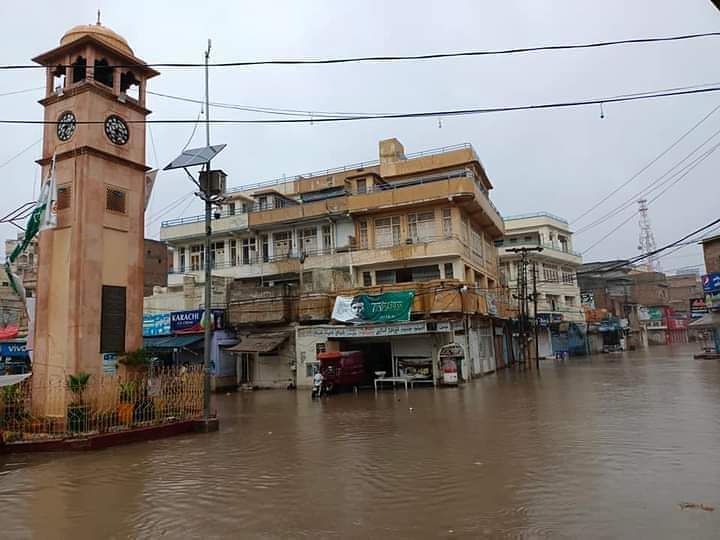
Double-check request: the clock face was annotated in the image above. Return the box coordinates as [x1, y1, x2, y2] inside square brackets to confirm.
[57, 111, 76, 142]
[104, 115, 130, 145]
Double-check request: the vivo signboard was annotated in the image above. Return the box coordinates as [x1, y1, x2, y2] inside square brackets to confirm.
[0, 342, 28, 357]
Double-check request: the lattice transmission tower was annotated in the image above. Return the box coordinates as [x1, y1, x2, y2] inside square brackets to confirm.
[637, 198, 659, 271]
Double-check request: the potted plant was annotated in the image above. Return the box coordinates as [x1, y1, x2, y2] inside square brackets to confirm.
[119, 348, 152, 378]
[66, 372, 90, 433]
[118, 381, 136, 425]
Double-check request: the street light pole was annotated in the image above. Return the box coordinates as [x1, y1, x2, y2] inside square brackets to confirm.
[202, 39, 213, 421]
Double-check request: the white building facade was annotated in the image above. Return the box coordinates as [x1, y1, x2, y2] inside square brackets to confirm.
[498, 213, 584, 358]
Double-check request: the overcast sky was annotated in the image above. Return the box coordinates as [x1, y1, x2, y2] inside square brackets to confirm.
[1, 0, 719, 272]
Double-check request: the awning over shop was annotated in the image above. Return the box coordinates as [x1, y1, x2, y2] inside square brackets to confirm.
[689, 312, 720, 328]
[144, 335, 203, 349]
[225, 333, 289, 353]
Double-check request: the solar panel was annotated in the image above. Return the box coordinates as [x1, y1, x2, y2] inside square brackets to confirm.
[163, 144, 227, 170]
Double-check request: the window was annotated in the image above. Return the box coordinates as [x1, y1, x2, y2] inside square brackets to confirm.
[362, 271, 372, 286]
[316, 343, 326, 355]
[376, 269, 396, 285]
[306, 362, 320, 378]
[230, 240, 237, 266]
[322, 225, 332, 253]
[242, 237, 256, 264]
[299, 228, 318, 254]
[444, 263, 454, 279]
[408, 211, 435, 242]
[442, 208, 452, 237]
[358, 221, 368, 249]
[546, 294, 559, 312]
[179, 248, 186, 272]
[94, 58, 114, 88]
[561, 268, 575, 284]
[106, 188, 126, 214]
[559, 235, 569, 253]
[190, 244, 204, 271]
[258, 196, 268, 210]
[211, 242, 225, 269]
[228, 202, 236, 216]
[565, 296, 576, 306]
[470, 226, 484, 259]
[57, 184, 72, 211]
[273, 231, 292, 258]
[261, 235, 269, 262]
[375, 216, 401, 248]
[356, 178, 367, 194]
[71, 56, 86, 83]
[543, 264, 559, 283]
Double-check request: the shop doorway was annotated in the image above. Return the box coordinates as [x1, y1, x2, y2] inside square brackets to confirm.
[236, 352, 254, 385]
[339, 340, 392, 379]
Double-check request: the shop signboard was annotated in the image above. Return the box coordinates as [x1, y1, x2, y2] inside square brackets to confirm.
[647, 307, 666, 321]
[143, 313, 171, 336]
[689, 298, 708, 318]
[537, 313, 551, 327]
[171, 309, 225, 335]
[702, 273, 720, 294]
[331, 291, 414, 324]
[706, 291, 720, 311]
[303, 320, 452, 339]
[0, 342, 28, 357]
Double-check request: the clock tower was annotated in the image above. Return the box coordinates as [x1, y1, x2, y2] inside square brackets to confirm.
[31, 21, 159, 392]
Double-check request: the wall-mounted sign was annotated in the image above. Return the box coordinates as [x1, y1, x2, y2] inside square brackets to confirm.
[0, 342, 27, 357]
[143, 313, 171, 336]
[332, 291, 414, 324]
[689, 298, 708, 318]
[702, 273, 720, 294]
[102, 353, 117, 375]
[171, 309, 225, 334]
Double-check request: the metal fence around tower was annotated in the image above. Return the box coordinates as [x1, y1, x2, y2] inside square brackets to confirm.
[0, 366, 204, 444]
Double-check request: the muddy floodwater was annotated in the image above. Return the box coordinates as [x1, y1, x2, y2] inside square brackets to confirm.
[2, 345, 720, 539]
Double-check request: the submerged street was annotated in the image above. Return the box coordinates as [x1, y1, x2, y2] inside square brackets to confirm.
[2, 345, 719, 539]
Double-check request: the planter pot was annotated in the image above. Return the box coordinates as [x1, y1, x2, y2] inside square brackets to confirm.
[117, 402, 134, 425]
[67, 404, 89, 433]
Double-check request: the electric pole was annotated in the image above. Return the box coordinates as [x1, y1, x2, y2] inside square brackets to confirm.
[507, 246, 543, 369]
[202, 39, 213, 422]
[532, 261, 539, 370]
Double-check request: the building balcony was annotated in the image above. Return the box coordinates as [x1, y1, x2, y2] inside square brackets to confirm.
[160, 212, 249, 242]
[499, 242, 582, 265]
[347, 173, 503, 237]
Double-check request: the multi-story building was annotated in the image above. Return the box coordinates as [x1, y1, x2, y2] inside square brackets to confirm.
[497, 212, 584, 357]
[667, 271, 702, 317]
[160, 138, 512, 387]
[701, 233, 720, 274]
[5, 232, 39, 299]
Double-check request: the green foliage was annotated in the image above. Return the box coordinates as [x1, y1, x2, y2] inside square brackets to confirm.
[66, 372, 90, 401]
[120, 348, 152, 367]
[118, 381, 136, 402]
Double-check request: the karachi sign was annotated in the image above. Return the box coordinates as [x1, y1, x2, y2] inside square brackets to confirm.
[332, 291, 414, 324]
[171, 309, 225, 334]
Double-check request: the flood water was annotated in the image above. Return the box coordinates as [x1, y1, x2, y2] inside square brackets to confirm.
[2, 345, 720, 539]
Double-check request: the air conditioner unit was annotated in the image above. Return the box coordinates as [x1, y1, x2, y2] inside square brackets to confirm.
[405, 238, 414, 245]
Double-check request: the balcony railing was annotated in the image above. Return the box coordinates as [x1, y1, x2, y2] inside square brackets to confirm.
[504, 211, 569, 224]
[225, 143, 473, 194]
[500, 240, 581, 258]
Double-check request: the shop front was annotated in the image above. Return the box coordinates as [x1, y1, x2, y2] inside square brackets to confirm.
[295, 320, 458, 388]
[224, 332, 293, 389]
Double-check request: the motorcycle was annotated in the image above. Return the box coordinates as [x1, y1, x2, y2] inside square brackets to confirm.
[311, 380, 324, 399]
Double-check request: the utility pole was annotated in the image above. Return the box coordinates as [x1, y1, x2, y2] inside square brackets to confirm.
[202, 39, 213, 422]
[507, 246, 543, 369]
[532, 261, 539, 370]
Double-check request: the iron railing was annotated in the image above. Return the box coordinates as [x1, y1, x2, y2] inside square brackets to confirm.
[503, 211, 569, 224]
[0, 366, 203, 444]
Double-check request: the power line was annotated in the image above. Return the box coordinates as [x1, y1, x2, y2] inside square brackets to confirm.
[571, 102, 720, 224]
[3, 31, 719, 70]
[0, 139, 41, 169]
[576, 126, 720, 235]
[3, 85, 720, 126]
[149, 81, 720, 120]
[0, 86, 44, 97]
